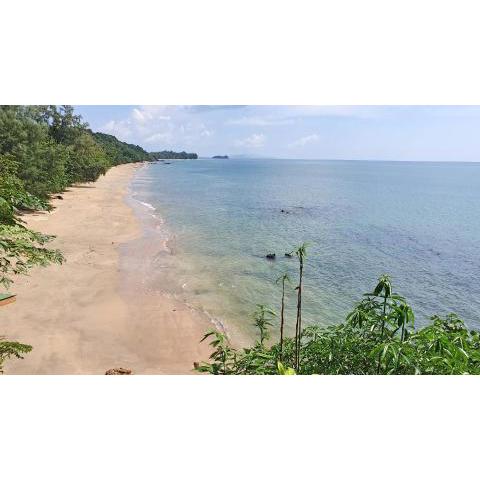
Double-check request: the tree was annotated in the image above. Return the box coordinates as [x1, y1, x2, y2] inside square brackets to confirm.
[0, 105, 152, 373]
[292, 243, 308, 370]
[276, 272, 291, 359]
[66, 132, 109, 183]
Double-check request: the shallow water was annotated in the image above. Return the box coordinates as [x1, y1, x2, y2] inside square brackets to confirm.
[129, 158, 480, 339]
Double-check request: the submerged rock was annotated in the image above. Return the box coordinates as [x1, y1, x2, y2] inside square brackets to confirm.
[105, 368, 132, 375]
[266, 253, 276, 260]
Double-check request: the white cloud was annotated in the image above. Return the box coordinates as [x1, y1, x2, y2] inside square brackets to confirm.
[289, 133, 320, 148]
[227, 116, 293, 126]
[102, 119, 134, 140]
[200, 129, 214, 137]
[234, 133, 266, 148]
[99, 106, 215, 150]
[144, 132, 173, 144]
[132, 107, 170, 124]
[276, 106, 383, 119]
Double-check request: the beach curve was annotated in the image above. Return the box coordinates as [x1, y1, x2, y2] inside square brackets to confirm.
[1, 163, 213, 374]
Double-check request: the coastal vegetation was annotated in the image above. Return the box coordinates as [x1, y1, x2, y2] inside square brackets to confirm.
[0, 105, 150, 372]
[196, 244, 480, 375]
[91, 131, 150, 164]
[149, 150, 198, 160]
[2, 105, 479, 375]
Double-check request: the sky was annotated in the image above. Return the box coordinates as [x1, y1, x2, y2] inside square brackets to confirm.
[74, 106, 480, 162]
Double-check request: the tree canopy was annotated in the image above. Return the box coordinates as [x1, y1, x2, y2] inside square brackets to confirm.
[149, 150, 198, 160]
[0, 105, 152, 372]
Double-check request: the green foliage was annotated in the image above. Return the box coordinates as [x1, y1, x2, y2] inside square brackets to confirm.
[0, 105, 140, 372]
[276, 272, 291, 359]
[1, 106, 149, 200]
[196, 245, 480, 375]
[66, 132, 110, 183]
[0, 149, 64, 290]
[0, 106, 68, 198]
[149, 150, 198, 160]
[196, 330, 236, 374]
[292, 242, 308, 369]
[92, 131, 150, 164]
[252, 304, 276, 346]
[277, 361, 296, 375]
[0, 104, 198, 372]
[0, 224, 64, 289]
[42, 105, 86, 144]
[0, 337, 32, 374]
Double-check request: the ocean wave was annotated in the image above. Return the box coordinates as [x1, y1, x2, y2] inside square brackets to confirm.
[136, 199, 156, 211]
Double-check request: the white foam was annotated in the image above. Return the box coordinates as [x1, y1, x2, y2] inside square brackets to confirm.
[137, 200, 156, 211]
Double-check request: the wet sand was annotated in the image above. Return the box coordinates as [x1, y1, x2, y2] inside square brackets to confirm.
[1, 163, 213, 374]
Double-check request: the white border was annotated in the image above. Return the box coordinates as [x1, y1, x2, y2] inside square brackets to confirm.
[2, 1, 480, 478]
[2, 376, 478, 479]
[1, 0, 480, 104]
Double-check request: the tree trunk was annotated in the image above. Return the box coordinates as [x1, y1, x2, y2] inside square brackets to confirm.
[295, 260, 303, 370]
[280, 280, 286, 360]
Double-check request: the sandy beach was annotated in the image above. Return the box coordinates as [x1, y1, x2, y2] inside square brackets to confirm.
[1, 163, 213, 374]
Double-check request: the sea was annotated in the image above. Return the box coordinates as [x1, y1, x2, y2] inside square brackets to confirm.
[127, 157, 480, 340]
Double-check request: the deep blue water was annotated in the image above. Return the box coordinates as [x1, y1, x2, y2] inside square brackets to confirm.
[130, 158, 480, 337]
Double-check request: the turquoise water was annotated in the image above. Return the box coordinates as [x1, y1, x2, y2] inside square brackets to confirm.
[130, 158, 480, 338]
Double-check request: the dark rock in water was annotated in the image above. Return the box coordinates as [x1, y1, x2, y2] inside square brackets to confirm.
[285, 252, 293, 258]
[105, 368, 132, 375]
[266, 253, 276, 260]
[280, 209, 290, 214]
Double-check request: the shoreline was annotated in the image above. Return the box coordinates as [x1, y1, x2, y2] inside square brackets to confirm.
[1, 163, 213, 374]
[126, 162, 251, 348]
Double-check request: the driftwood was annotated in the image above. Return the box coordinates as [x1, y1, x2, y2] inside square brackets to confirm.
[105, 367, 132, 375]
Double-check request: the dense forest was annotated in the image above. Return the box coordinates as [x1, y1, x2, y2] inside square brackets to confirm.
[149, 150, 198, 160]
[0, 105, 151, 371]
[91, 131, 150, 164]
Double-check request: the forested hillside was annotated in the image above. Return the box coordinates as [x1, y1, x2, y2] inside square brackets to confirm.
[0, 105, 149, 288]
[0, 106, 149, 200]
[0, 105, 151, 370]
[149, 150, 198, 160]
[91, 131, 149, 164]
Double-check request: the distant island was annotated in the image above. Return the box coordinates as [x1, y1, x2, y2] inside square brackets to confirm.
[149, 151, 198, 160]
[212, 155, 229, 159]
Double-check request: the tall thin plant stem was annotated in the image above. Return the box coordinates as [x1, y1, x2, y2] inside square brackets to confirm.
[293, 243, 308, 370]
[374, 275, 391, 374]
[376, 293, 388, 374]
[276, 273, 290, 360]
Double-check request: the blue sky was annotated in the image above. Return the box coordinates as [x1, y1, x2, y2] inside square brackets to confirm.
[75, 106, 480, 161]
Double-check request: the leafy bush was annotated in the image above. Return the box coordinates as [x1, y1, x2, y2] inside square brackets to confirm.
[196, 246, 480, 375]
[0, 338, 32, 374]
